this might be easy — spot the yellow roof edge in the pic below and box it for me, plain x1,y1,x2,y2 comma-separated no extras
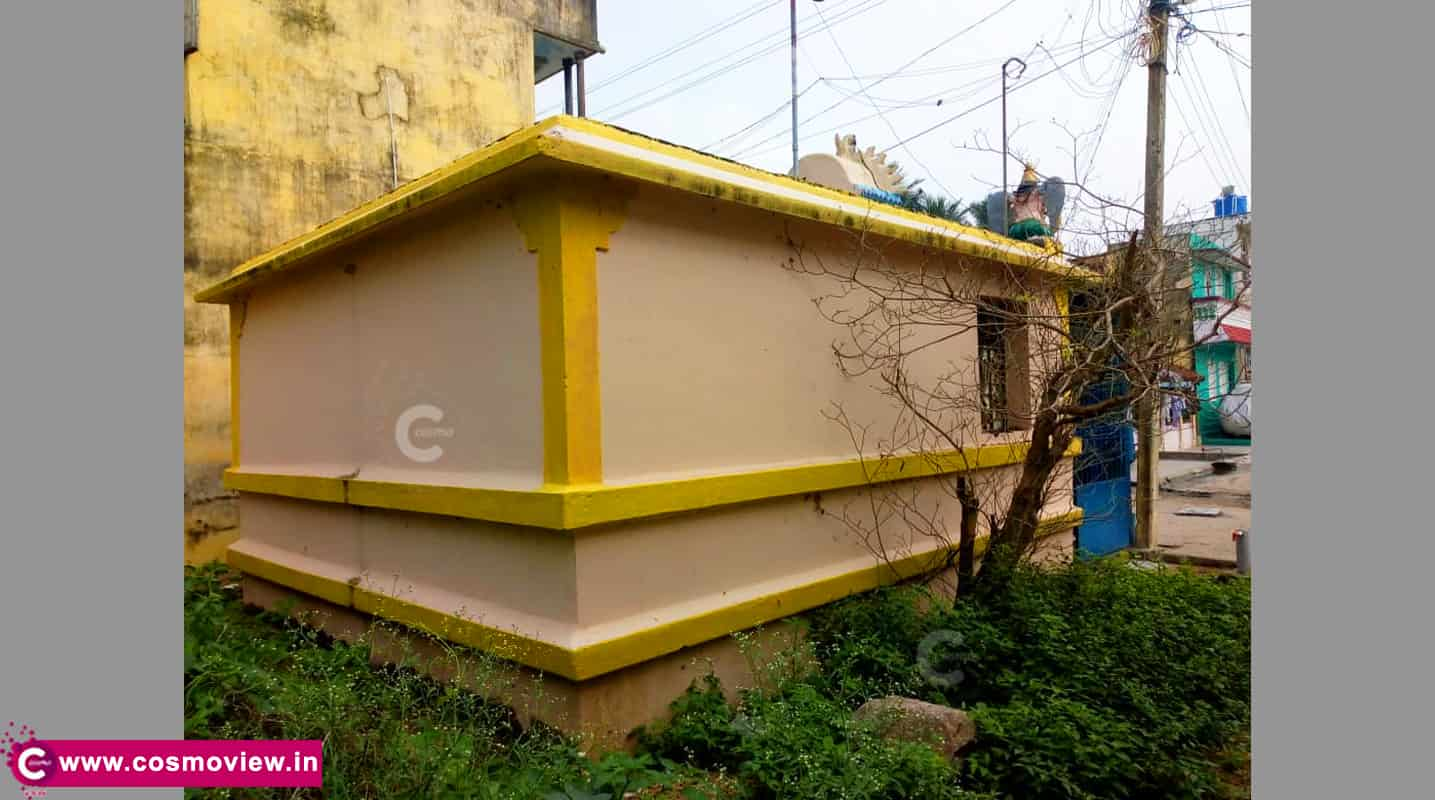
196,115,1092,304
541,115,1093,281
193,118,565,304
551,115,1034,252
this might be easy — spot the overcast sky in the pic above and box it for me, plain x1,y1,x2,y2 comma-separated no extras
536,0,1251,254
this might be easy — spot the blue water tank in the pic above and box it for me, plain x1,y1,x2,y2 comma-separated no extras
1213,193,1249,217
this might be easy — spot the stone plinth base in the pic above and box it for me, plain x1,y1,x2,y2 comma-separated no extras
241,575,806,751
238,521,1074,751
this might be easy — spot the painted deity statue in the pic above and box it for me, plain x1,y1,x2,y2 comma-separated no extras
984,164,1066,250
1008,165,1049,239
1007,164,1064,248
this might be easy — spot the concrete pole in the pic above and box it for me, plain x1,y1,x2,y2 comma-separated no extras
1135,0,1171,550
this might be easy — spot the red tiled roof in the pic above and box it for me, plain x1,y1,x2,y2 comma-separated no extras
1221,324,1251,344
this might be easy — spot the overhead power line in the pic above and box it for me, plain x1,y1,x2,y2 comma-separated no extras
1204,0,1251,126
724,70,998,160
884,29,1135,151
750,0,1024,149
811,1,957,198
731,43,1098,158
599,0,890,123
703,78,821,152
538,0,784,116
1182,65,1248,187
1167,75,1224,186
724,34,1105,161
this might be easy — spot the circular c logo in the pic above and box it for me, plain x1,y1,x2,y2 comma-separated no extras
395,404,445,463
14,743,56,785
915,629,966,690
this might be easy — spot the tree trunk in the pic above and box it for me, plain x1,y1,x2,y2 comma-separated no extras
955,476,979,598
968,394,1074,598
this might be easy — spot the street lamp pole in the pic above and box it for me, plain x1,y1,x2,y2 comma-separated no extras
790,0,800,175
791,0,825,176
1000,56,1026,234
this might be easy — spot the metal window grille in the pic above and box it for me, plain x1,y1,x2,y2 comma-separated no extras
978,306,1010,433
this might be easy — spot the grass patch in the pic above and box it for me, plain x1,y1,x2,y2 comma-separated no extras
183,565,731,799
186,558,1249,799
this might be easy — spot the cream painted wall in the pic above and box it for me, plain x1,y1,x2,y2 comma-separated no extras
597,185,1065,485
236,495,580,641
234,464,1077,655
572,466,1077,640
238,197,546,488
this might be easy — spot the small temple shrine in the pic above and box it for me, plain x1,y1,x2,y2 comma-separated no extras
198,116,1085,745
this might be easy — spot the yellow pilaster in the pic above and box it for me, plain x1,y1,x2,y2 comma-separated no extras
228,300,246,467
1053,284,1072,362
513,179,629,486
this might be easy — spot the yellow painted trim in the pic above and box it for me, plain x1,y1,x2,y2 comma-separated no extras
561,443,1073,529
226,471,348,504
1053,284,1073,365
193,129,550,304
225,441,1081,530
195,116,1095,305
513,182,628,485
1054,285,1071,337
185,527,242,567
228,302,245,467
227,547,578,677
229,508,1083,681
345,479,567,529
534,119,1083,276
229,547,356,608
571,508,1083,678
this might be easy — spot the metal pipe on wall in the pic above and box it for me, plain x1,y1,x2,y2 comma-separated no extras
576,56,587,117
562,58,574,115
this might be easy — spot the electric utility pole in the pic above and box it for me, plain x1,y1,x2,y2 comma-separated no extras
1134,0,1172,549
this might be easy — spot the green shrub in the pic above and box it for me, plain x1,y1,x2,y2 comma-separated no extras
805,559,1251,799
638,678,981,800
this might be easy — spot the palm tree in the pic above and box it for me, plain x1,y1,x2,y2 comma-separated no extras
898,188,972,225
964,200,989,230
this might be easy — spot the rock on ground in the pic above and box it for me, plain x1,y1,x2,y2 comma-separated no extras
853,696,976,761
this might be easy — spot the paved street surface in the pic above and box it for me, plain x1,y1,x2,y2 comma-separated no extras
1150,456,1251,565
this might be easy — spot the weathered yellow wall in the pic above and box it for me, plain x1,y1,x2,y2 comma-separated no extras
183,0,596,561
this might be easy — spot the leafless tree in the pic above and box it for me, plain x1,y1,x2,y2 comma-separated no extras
783,174,1247,600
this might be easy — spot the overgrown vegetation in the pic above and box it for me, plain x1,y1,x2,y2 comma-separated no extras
183,565,730,799
637,677,980,800
642,558,1249,800
186,559,1249,800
